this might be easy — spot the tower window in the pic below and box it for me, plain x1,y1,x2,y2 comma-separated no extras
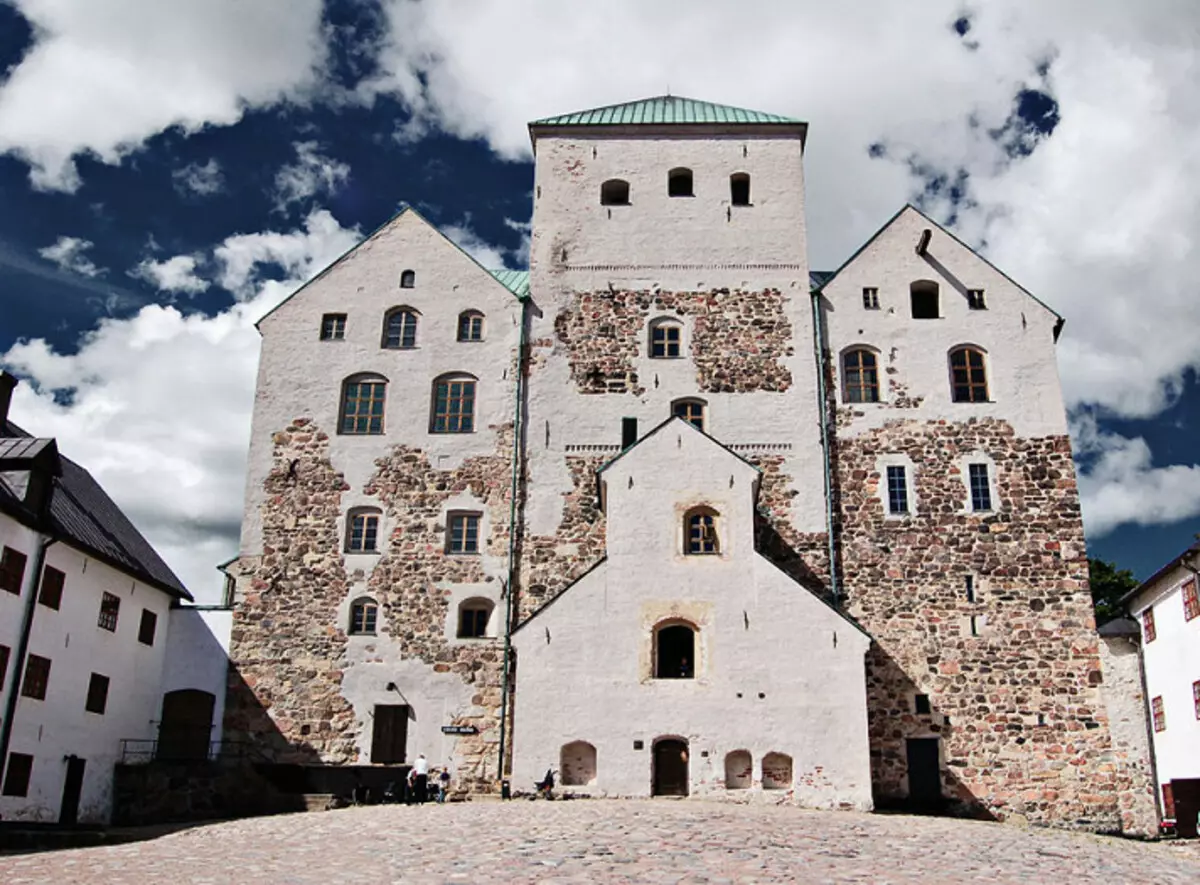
431,374,476,433
85,673,110,715
842,348,880,403
650,319,683,358
654,621,696,679
320,313,346,341
347,509,381,553
447,513,481,555
668,168,694,197
340,375,387,435
382,308,419,349
457,598,494,638
886,466,909,515
685,507,719,555
672,399,706,432
98,592,120,632
949,347,989,402
400,269,415,288
730,173,750,206
862,287,879,309
914,694,931,715
911,280,939,319
457,310,484,342
968,463,992,511
967,289,986,309
350,597,378,635
21,654,51,699
600,179,630,206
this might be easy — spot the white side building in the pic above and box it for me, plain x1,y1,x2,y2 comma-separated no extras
1123,541,1200,837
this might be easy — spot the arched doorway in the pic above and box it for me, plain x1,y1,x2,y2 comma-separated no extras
652,738,689,797
157,689,215,761
654,622,695,679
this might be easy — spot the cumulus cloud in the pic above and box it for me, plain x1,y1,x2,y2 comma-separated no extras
173,159,225,197
0,0,328,191
38,236,104,277
4,210,362,602
128,254,210,296
273,141,351,213
440,220,511,270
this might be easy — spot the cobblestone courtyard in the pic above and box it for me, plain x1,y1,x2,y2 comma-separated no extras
3,800,1198,884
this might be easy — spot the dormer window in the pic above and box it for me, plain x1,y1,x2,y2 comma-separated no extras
668,168,693,197
685,507,719,555
649,318,683,358
600,179,630,206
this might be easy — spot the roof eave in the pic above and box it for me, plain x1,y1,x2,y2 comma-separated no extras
528,120,808,151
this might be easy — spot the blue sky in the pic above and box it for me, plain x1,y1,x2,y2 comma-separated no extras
1,0,1198,600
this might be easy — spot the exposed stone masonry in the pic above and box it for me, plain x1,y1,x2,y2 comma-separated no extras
554,289,794,395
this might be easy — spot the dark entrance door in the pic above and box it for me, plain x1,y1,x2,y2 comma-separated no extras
158,689,215,761
653,738,689,797
371,705,409,764
906,738,942,806
1172,779,1200,838
59,756,86,825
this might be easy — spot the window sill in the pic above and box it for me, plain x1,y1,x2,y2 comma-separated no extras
348,632,378,638
445,551,481,557
429,430,477,435
345,549,382,556
382,345,419,351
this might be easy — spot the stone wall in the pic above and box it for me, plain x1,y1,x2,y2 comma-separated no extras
553,289,793,395
834,416,1141,830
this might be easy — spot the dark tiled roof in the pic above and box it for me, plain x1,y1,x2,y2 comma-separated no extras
1,421,191,600
1096,617,1139,638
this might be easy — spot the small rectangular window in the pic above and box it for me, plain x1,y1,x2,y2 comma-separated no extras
98,591,121,632
1163,783,1176,820
862,287,879,310
21,654,51,700
651,324,682,358
968,463,992,511
348,512,380,552
0,644,9,688
965,575,975,603
447,513,480,555
85,673,110,714
320,313,347,340
1183,577,1199,622
1152,695,1166,732
38,565,65,610
967,289,987,309
138,609,158,646
2,752,33,797
1143,607,1156,643
886,465,909,515
1193,680,1200,720
0,546,27,595
914,694,931,714
458,606,490,638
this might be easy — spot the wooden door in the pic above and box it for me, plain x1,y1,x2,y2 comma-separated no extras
59,756,86,825
1173,779,1200,838
157,689,215,761
653,739,689,796
371,705,409,764
906,738,942,805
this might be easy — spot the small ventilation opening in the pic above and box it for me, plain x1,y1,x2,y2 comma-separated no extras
668,168,693,197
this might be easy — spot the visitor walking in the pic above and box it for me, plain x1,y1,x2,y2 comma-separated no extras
413,753,430,804
437,767,451,803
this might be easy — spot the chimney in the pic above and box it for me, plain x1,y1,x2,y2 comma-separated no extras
0,372,16,433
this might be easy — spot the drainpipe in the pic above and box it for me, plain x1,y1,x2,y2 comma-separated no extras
810,289,839,606
497,296,530,782
0,534,57,780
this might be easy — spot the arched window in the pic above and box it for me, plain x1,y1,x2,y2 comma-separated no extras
561,741,597,786
457,597,494,638
762,752,792,790
349,597,378,635
431,373,477,433
842,348,880,403
382,307,419,349
910,280,939,319
724,750,752,790
654,621,696,679
340,374,387,435
668,167,693,197
400,269,416,288
649,318,683,358
685,506,719,555
457,310,484,342
672,398,706,432
600,179,630,206
949,346,989,402
346,507,382,552
730,173,751,206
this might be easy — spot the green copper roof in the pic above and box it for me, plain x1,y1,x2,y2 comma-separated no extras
530,95,803,128
489,269,529,300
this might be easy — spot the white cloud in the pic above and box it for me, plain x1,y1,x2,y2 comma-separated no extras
440,220,509,270
38,236,104,277
0,0,328,191
3,210,362,602
128,254,209,296
273,141,351,213
173,158,225,197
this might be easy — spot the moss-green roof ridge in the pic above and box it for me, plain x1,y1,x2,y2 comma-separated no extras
531,95,804,128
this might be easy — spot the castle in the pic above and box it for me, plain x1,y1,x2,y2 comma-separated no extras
224,96,1154,831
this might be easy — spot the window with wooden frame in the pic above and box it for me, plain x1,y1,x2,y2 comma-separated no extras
38,565,64,610
431,374,476,433
1152,695,1166,732
349,597,378,635
21,653,50,700
98,591,120,632
842,348,880,403
668,167,694,197
138,609,158,646
457,310,484,342
0,546,27,595
649,319,683,358
319,313,346,341
457,598,493,638
340,375,387,435
1143,607,1156,643
1193,680,1200,720
862,287,880,309
1163,783,1176,820
672,398,706,432
968,463,993,512
1,752,33,797
346,509,381,553
886,465,910,515
382,307,419,349
685,507,719,555
950,346,989,403
85,673,110,714
1182,577,1199,622
446,512,481,555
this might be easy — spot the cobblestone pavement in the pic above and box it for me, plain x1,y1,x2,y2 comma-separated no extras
3,800,1199,884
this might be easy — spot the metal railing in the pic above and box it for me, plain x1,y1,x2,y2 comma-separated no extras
119,736,274,765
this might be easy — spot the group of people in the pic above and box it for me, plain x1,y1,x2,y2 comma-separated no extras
406,753,452,804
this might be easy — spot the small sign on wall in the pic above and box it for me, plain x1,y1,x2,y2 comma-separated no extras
441,725,478,735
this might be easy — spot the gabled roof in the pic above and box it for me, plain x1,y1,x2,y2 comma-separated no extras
530,95,804,128
812,203,1064,337
254,206,528,329
1121,539,1200,607
0,421,191,600
597,415,761,479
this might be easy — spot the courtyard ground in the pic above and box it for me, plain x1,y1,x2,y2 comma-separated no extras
1,799,1198,884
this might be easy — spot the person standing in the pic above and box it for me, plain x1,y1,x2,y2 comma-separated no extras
437,767,451,804
413,753,430,803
